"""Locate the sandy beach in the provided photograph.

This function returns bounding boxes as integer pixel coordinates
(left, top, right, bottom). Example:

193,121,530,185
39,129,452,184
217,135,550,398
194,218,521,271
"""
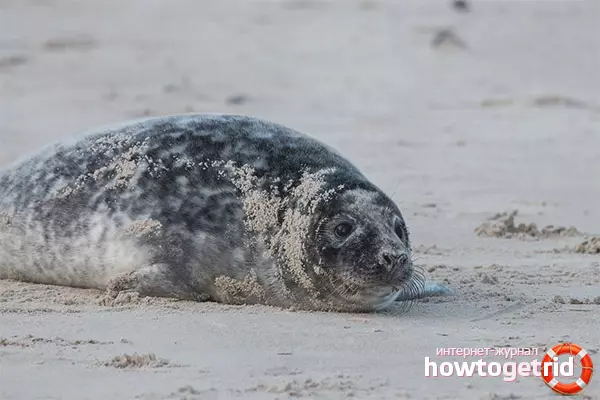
1,0,599,399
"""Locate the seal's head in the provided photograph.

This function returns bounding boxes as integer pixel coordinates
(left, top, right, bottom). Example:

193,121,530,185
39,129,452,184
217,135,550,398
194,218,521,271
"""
310,188,424,311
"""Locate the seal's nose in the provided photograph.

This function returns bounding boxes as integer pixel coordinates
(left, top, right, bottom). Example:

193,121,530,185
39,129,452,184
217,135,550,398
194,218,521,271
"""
381,252,409,272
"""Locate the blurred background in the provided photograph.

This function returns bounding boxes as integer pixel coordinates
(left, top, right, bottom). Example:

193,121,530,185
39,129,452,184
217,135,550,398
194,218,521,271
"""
0,0,599,231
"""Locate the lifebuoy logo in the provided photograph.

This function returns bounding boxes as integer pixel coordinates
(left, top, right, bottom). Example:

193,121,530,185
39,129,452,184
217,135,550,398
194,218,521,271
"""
541,343,594,396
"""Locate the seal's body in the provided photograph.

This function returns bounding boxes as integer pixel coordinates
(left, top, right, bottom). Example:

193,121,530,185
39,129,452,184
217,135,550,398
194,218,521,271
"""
0,114,448,311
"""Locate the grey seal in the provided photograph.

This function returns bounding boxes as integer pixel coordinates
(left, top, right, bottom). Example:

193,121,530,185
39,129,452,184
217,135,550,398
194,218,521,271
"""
0,114,450,312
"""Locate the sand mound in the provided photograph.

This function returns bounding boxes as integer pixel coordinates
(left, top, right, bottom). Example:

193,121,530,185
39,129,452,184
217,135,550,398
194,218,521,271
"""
103,353,171,369
575,237,600,254
475,210,581,240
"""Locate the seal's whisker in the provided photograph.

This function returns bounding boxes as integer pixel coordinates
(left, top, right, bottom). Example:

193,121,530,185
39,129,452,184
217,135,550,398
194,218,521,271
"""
388,181,403,204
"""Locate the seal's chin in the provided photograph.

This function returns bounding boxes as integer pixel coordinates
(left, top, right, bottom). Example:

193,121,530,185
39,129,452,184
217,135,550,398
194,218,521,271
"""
367,287,402,311
331,283,405,311
341,270,426,311
332,285,405,312
323,264,426,312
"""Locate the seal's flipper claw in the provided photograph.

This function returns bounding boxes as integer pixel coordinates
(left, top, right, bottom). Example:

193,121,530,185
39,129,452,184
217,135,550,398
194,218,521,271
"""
396,281,454,301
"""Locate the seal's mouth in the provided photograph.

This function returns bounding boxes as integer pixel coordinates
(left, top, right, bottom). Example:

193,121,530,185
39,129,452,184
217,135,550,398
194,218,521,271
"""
325,265,426,312
374,266,426,310
387,266,414,291
400,262,425,285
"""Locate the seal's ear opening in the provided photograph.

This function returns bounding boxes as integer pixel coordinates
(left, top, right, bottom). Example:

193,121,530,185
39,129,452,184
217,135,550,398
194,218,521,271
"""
276,207,286,226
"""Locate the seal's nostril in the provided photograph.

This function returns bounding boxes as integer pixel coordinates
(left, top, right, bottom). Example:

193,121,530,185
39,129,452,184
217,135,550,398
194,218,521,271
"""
382,252,410,273
397,253,408,266
382,253,393,266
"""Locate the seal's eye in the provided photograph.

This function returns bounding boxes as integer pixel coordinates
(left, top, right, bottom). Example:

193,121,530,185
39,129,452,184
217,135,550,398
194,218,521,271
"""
394,218,406,241
334,222,353,238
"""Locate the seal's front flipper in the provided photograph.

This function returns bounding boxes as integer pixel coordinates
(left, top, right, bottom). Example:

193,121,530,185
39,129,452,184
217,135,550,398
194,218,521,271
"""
396,281,454,302
102,264,209,304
